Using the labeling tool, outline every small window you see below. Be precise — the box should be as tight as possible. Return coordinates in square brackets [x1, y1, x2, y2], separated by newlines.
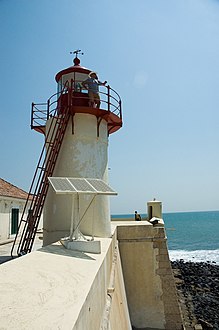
[11, 208, 19, 235]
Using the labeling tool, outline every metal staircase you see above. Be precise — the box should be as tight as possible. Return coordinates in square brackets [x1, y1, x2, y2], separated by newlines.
[11, 87, 71, 257]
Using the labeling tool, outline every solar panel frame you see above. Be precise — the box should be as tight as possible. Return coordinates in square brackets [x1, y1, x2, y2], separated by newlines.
[48, 177, 117, 195]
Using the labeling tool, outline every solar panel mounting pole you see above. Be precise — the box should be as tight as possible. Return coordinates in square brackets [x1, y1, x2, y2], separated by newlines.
[48, 177, 118, 254]
[69, 194, 76, 241]
[70, 193, 97, 241]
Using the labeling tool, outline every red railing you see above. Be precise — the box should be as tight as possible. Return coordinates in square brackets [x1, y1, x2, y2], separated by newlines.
[31, 81, 122, 131]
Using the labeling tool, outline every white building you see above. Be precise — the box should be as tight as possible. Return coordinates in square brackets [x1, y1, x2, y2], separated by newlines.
[0, 178, 31, 242]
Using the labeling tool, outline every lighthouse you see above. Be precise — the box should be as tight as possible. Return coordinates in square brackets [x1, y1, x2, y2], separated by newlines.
[12, 50, 122, 255]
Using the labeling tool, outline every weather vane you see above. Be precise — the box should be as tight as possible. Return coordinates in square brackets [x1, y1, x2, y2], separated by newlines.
[70, 49, 84, 58]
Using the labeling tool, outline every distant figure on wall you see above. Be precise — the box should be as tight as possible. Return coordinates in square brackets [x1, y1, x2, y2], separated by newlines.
[82, 72, 107, 108]
[135, 211, 141, 221]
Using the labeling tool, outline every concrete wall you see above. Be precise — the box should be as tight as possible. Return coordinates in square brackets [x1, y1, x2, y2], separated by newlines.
[0, 222, 182, 329]
[0, 231, 131, 330]
[101, 242, 132, 330]
[116, 221, 183, 330]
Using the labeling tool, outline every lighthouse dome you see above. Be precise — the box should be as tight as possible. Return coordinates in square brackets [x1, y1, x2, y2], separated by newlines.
[55, 57, 91, 93]
[31, 54, 122, 136]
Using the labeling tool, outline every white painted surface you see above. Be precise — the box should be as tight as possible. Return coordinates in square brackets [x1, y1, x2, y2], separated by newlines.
[147, 200, 162, 219]
[0, 221, 182, 330]
[43, 113, 112, 246]
[0, 232, 131, 330]
[61, 238, 101, 254]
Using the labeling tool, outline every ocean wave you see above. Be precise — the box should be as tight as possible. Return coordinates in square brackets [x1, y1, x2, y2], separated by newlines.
[168, 249, 219, 265]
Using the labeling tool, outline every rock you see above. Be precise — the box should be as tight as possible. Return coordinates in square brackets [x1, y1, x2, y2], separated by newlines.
[198, 318, 214, 329]
[194, 325, 203, 330]
[171, 261, 219, 330]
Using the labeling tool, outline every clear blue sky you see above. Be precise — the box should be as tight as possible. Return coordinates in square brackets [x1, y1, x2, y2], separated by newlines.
[1, 0, 219, 214]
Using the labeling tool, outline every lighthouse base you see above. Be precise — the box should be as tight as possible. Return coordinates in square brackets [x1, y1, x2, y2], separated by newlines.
[60, 237, 101, 254]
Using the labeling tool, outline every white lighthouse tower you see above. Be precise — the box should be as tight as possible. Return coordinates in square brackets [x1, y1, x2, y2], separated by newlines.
[16, 51, 122, 251]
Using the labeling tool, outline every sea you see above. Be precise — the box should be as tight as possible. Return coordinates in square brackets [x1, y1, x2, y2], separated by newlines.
[111, 210, 219, 265]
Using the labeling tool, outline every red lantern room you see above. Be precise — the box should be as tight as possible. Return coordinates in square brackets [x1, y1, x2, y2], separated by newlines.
[31, 52, 122, 136]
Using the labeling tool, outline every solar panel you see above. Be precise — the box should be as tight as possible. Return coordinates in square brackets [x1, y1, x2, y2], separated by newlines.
[68, 178, 96, 192]
[49, 177, 76, 193]
[87, 178, 115, 193]
[48, 177, 117, 195]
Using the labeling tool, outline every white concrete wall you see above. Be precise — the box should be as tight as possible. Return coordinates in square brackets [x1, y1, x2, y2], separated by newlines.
[43, 113, 111, 246]
[0, 231, 131, 330]
[0, 221, 182, 329]
[116, 221, 183, 330]
[108, 247, 132, 330]
[0, 197, 35, 242]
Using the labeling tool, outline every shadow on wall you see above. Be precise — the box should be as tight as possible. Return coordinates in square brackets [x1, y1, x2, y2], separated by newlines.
[38, 243, 96, 261]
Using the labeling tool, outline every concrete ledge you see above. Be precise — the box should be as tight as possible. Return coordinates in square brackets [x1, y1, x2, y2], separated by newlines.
[0, 232, 131, 329]
[0, 221, 182, 330]
[113, 220, 165, 240]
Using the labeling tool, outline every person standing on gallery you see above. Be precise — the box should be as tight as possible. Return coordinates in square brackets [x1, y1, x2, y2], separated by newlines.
[82, 72, 107, 108]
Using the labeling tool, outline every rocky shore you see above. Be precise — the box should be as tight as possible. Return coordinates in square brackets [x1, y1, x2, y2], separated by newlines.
[171, 260, 219, 330]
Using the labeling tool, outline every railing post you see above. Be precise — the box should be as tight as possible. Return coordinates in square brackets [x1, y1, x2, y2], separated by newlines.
[119, 100, 122, 120]
[47, 99, 50, 120]
[31, 102, 34, 128]
[68, 84, 72, 108]
[107, 85, 110, 112]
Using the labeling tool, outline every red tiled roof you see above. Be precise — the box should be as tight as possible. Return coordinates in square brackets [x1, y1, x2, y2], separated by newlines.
[0, 178, 29, 200]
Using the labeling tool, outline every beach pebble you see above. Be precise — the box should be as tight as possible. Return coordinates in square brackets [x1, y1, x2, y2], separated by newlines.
[171, 260, 219, 330]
